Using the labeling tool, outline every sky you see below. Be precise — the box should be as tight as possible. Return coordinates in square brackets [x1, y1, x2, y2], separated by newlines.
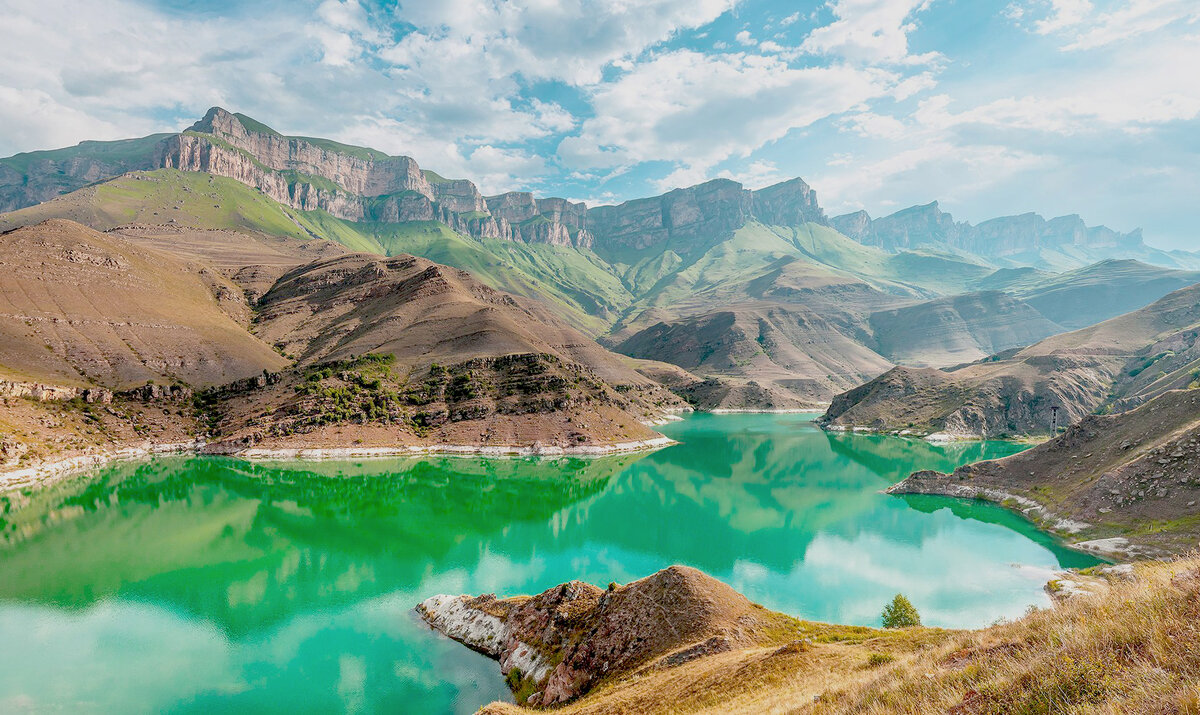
[1, 0, 1198, 249]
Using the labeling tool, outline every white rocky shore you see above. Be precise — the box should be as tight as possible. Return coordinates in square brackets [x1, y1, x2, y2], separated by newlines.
[416, 594, 553, 690]
[0, 436, 676, 490]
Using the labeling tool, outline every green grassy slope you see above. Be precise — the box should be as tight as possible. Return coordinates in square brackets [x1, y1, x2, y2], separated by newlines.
[0, 169, 630, 334]
[0, 134, 169, 175]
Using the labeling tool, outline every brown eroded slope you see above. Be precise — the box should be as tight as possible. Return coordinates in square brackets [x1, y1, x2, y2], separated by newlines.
[111, 223, 348, 301]
[205, 252, 686, 452]
[823, 282, 1200, 437]
[868, 291, 1064, 367]
[891, 387, 1200, 557]
[0, 219, 286, 389]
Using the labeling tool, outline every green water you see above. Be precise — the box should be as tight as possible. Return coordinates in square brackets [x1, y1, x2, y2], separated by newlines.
[0, 414, 1099, 713]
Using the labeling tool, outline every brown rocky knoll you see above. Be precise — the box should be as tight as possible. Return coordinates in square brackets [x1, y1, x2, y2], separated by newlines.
[0, 219, 286, 389]
[823, 281, 1200, 438]
[890, 387, 1200, 558]
[417, 565, 868, 708]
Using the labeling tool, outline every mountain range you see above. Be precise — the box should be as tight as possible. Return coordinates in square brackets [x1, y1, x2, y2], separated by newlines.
[6, 108, 1200, 411]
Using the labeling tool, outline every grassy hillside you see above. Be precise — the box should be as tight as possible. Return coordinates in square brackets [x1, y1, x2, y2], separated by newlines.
[0, 170, 632, 335]
[433, 558, 1200, 715]
[0, 134, 168, 176]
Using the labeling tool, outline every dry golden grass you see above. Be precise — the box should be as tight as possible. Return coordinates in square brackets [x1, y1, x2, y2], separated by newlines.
[481, 556, 1200, 715]
[810, 556, 1200, 714]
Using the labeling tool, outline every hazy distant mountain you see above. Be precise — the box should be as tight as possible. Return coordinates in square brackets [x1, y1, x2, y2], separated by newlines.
[823, 281, 1200, 437]
[831, 201, 1200, 271]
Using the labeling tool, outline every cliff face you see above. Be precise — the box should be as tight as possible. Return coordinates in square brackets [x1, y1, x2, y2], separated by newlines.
[832, 202, 1145, 258]
[154, 108, 602, 248]
[3, 108, 834, 255]
[585, 177, 828, 253]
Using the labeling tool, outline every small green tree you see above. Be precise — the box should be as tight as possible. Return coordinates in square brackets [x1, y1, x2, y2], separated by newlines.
[881, 593, 921, 628]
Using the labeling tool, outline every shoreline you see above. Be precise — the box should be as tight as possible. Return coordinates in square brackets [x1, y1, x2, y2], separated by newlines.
[885, 476, 1152, 561]
[822, 423, 1048, 444]
[707, 407, 825, 414]
[0, 436, 677, 492]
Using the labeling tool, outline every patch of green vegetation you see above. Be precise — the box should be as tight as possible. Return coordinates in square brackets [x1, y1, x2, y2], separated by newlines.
[278, 170, 343, 194]
[282, 354, 407, 433]
[1128, 351, 1173, 378]
[0, 134, 169, 175]
[231, 113, 281, 137]
[505, 667, 540, 704]
[882, 593, 922, 628]
[293, 136, 388, 161]
[422, 169, 450, 184]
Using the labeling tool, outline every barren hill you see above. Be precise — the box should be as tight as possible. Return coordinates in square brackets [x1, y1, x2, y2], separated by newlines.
[891, 387, 1200, 557]
[823, 282, 1200, 437]
[0, 219, 286, 389]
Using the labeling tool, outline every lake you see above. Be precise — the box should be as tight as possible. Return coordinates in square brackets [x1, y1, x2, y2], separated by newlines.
[0, 413, 1100, 713]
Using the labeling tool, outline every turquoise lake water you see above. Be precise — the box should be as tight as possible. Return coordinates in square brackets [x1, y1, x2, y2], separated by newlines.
[0, 413, 1099, 713]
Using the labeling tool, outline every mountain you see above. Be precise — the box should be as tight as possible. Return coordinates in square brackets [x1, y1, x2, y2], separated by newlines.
[3, 108, 1198, 408]
[866, 291, 1064, 367]
[832, 201, 1200, 270]
[891, 387, 1200, 557]
[0, 219, 688, 475]
[0, 134, 171, 212]
[822, 281, 1200, 437]
[1011, 259, 1200, 330]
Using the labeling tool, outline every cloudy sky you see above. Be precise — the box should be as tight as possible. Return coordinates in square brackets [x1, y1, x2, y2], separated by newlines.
[1, 0, 1198, 248]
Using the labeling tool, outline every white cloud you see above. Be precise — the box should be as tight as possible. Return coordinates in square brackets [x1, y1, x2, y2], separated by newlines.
[913, 32, 1200, 134]
[842, 111, 907, 138]
[814, 140, 1048, 214]
[1033, 0, 1094, 34]
[559, 49, 900, 183]
[800, 0, 939, 64]
[310, 0, 383, 66]
[0, 87, 137, 152]
[735, 30, 756, 45]
[1020, 0, 1199, 48]
[1064, 0, 1199, 49]
[716, 160, 788, 189]
[387, 0, 738, 86]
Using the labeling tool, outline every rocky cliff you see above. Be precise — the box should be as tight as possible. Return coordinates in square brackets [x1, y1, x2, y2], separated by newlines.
[585, 177, 828, 254]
